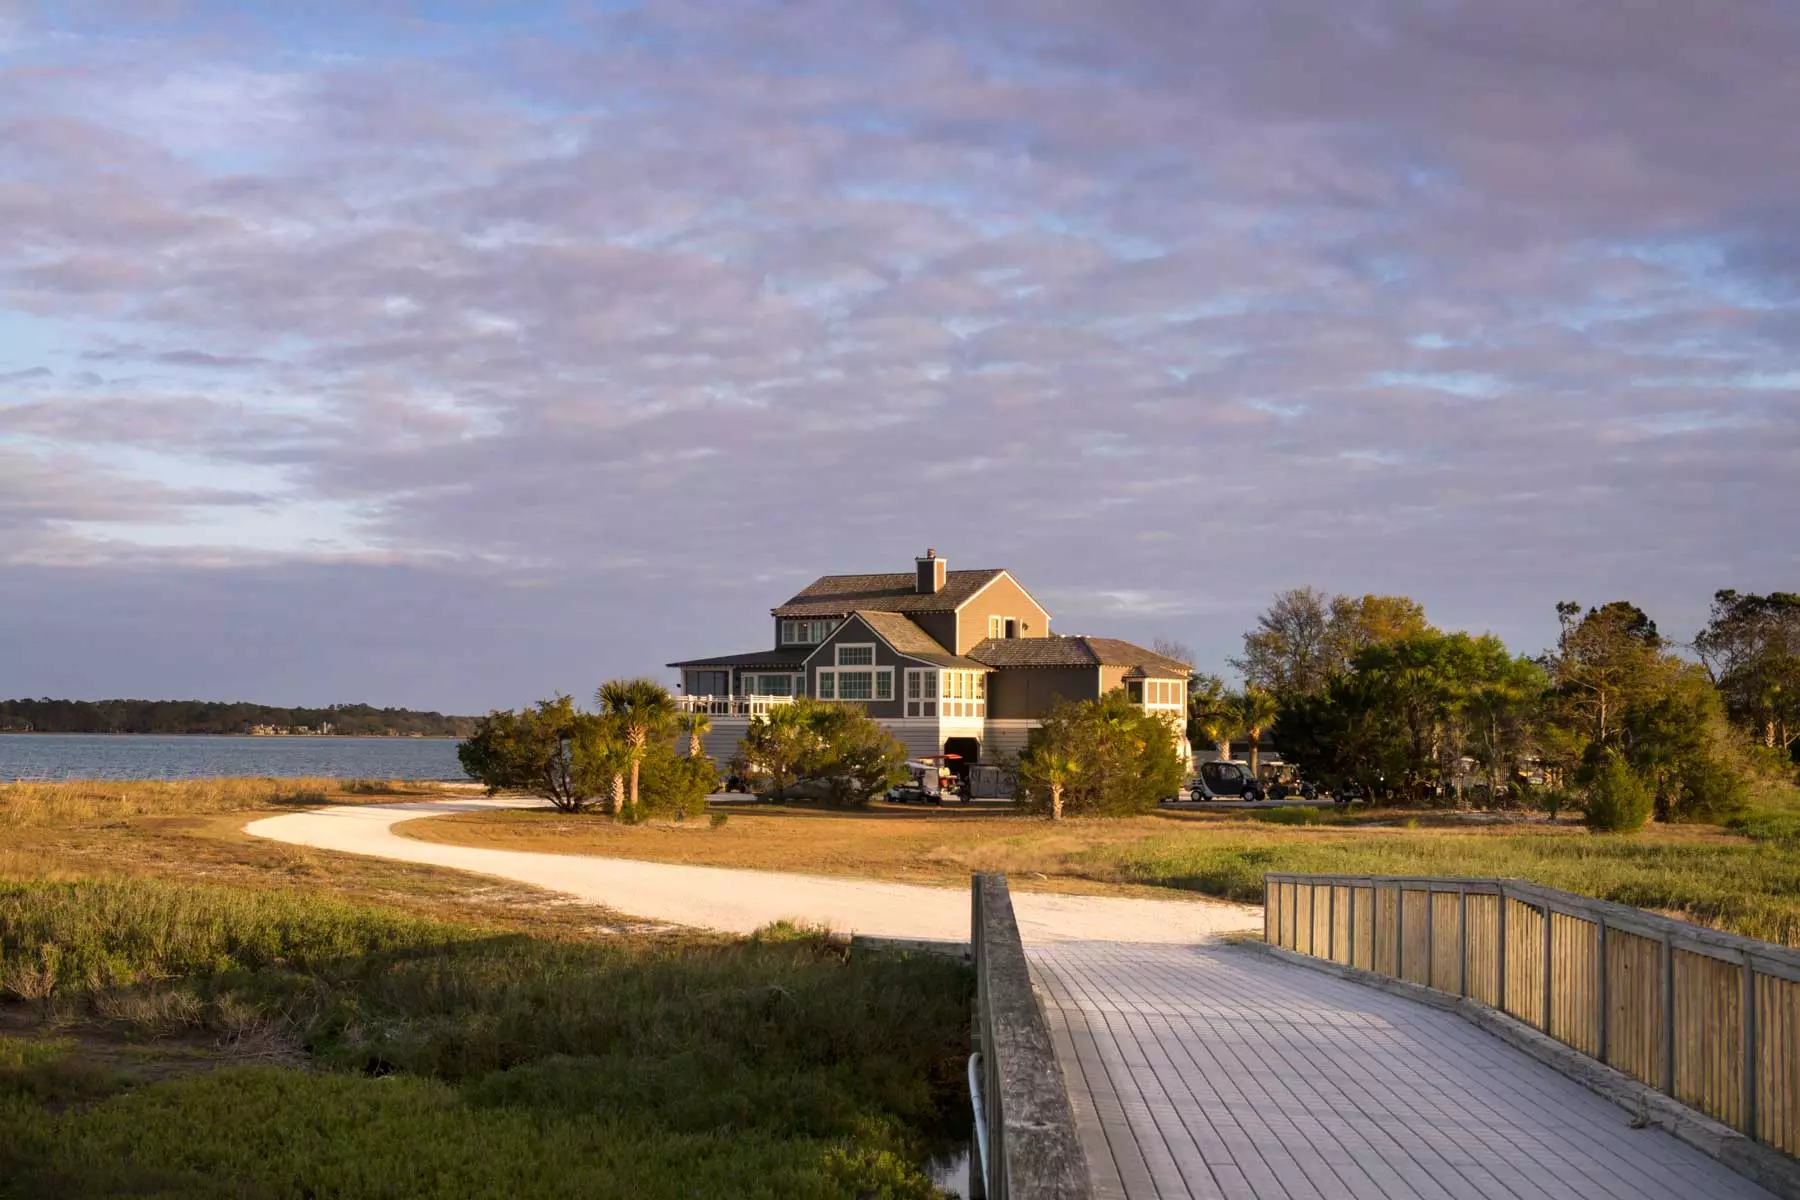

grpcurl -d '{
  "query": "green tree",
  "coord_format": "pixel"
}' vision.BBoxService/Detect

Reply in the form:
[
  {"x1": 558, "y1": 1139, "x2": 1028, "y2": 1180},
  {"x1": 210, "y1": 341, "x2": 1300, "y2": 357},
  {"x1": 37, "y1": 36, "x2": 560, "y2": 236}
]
[
  {"x1": 1582, "y1": 751, "x2": 1654, "y2": 833},
  {"x1": 1232, "y1": 687, "x2": 1279, "y2": 775},
  {"x1": 456, "y1": 696, "x2": 628, "y2": 813},
  {"x1": 1325, "y1": 594, "x2": 1434, "y2": 668},
  {"x1": 636, "y1": 739, "x2": 716, "y2": 819},
  {"x1": 736, "y1": 698, "x2": 906, "y2": 807},
  {"x1": 1186, "y1": 674, "x2": 1242, "y2": 759},
  {"x1": 1544, "y1": 600, "x2": 1667, "y2": 746},
  {"x1": 1460, "y1": 658, "x2": 1548, "y2": 804},
  {"x1": 1696, "y1": 590, "x2": 1800, "y2": 756},
  {"x1": 1232, "y1": 587, "x2": 1335, "y2": 698},
  {"x1": 596, "y1": 678, "x2": 681, "y2": 818},
  {"x1": 683, "y1": 710, "x2": 712, "y2": 758},
  {"x1": 1619, "y1": 665, "x2": 1750, "y2": 823},
  {"x1": 1019, "y1": 691, "x2": 1183, "y2": 817}
]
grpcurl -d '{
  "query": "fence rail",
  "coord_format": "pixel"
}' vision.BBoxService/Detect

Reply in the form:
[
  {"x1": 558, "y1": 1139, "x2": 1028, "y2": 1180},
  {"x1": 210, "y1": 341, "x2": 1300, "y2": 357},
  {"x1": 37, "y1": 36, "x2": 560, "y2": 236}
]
[
  {"x1": 971, "y1": 873, "x2": 1090, "y2": 1200},
  {"x1": 1266, "y1": 873, "x2": 1800, "y2": 1159},
  {"x1": 674, "y1": 694, "x2": 794, "y2": 717}
]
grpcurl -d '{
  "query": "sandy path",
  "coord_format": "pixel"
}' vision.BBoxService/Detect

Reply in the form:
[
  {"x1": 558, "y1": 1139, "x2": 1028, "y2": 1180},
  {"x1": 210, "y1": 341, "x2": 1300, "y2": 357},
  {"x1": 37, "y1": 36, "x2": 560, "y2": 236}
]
[{"x1": 245, "y1": 798, "x2": 1261, "y2": 945}]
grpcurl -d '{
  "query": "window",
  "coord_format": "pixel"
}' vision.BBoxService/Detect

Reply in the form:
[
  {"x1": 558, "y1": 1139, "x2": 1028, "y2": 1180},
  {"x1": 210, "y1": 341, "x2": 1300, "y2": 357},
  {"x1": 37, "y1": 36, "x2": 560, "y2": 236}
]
[
  {"x1": 817, "y1": 667, "x2": 893, "y2": 704},
  {"x1": 1127, "y1": 680, "x2": 1144, "y2": 704},
  {"x1": 781, "y1": 619, "x2": 842, "y2": 645},
  {"x1": 836, "y1": 644, "x2": 874, "y2": 666},
  {"x1": 989, "y1": 615, "x2": 1003, "y2": 639},
  {"x1": 937, "y1": 670, "x2": 986, "y2": 718}
]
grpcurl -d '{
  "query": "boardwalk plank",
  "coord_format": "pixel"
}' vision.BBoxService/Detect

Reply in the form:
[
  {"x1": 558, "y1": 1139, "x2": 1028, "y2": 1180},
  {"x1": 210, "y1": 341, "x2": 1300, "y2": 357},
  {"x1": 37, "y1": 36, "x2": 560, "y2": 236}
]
[{"x1": 1029, "y1": 941, "x2": 1777, "y2": 1200}]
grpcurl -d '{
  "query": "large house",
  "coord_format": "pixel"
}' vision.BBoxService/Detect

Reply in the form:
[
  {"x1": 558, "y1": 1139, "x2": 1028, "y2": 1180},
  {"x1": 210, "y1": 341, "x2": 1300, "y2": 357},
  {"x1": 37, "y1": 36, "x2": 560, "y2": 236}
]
[{"x1": 669, "y1": 550, "x2": 1192, "y2": 777}]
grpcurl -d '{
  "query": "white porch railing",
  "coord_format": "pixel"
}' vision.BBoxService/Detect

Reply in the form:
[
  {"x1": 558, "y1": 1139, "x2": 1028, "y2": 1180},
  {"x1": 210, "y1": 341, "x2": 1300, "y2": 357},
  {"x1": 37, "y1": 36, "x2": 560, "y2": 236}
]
[{"x1": 676, "y1": 694, "x2": 795, "y2": 717}]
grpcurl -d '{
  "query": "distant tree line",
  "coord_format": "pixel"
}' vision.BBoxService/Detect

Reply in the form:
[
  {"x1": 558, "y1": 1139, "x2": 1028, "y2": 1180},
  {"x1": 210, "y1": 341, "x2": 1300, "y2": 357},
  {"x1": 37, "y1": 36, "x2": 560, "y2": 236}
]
[
  {"x1": 0, "y1": 699, "x2": 479, "y2": 738},
  {"x1": 1178, "y1": 587, "x2": 1799, "y2": 832}
]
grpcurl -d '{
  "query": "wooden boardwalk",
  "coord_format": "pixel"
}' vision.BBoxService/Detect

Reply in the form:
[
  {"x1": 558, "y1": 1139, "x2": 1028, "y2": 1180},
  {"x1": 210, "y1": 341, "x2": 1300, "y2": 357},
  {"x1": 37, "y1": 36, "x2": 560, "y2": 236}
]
[{"x1": 1031, "y1": 941, "x2": 1776, "y2": 1200}]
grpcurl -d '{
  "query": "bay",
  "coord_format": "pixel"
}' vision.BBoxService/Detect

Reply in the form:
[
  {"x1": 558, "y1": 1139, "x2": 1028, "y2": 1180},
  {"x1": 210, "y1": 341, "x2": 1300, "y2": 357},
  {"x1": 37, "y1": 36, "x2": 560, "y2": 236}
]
[{"x1": 0, "y1": 733, "x2": 466, "y2": 782}]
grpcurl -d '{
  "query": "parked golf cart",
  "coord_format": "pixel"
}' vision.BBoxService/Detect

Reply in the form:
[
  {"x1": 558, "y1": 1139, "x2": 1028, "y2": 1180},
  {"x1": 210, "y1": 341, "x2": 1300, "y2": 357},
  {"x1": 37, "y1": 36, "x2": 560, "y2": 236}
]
[
  {"x1": 1188, "y1": 760, "x2": 1266, "y2": 803},
  {"x1": 1259, "y1": 762, "x2": 1318, "y2": 801}
]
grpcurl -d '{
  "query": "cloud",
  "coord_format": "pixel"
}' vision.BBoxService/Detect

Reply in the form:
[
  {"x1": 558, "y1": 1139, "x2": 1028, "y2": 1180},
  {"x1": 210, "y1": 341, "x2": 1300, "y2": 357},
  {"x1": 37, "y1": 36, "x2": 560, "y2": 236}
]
[{"x1": 0, "y1": 0, "x2": 1796, "y2": 704}]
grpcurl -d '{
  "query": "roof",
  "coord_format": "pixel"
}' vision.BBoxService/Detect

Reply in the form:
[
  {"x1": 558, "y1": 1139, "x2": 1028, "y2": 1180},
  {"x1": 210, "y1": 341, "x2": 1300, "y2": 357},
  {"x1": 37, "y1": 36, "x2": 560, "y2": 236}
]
[
  {"x1": 772, "y1": 569, "x2": 1006, "y2": 617},
  {"x1": 851, "y1": 610, "x2": 989, "y2": 669},
  {"x1": 666, "y1": 648, "x2": 811, "y2": 670},
  {"x1": 967, "y1": 635, "x2": 1193, "y2": 677}
]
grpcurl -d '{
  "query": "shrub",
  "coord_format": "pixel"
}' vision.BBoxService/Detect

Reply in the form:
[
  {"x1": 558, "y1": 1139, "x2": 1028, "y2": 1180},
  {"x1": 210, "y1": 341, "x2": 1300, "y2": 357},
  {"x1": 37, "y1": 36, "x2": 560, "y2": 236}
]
[
  {"x1": 1583, "y1": 754, "x2": 1654, "y2": 833},
  {"x1": 1018, "y1": 691, "x2": 1185, "y2": 818},
  {"x1": 457, "y1": 697, "x2": 628, "y2": 813},
  {"x1": 737, "y1": 700, "x2": 907, "y2": 807},
  {"x1": 636, "y1": 742, "x2": 713, "y2": 820}
]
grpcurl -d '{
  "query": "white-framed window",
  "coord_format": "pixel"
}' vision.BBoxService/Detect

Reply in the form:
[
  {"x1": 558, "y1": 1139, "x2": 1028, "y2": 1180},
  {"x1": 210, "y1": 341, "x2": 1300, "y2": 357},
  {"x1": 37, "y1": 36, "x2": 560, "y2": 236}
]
[
  {"x1": 905, "y1": 668, "x2": 937, "y2": 717},
  {"x1": 780, "y1": 618, "x2": 843, "y2": 646},
  {"x1": 817, "y1": 667, "x2": 894, "y2": 704},
  {"x1": 835, "y1": 643, "x2": 875, "y2": 666},
  {"x1": 1131, "y1": 679, "x2": 1186, "y2": 710},
  {"x1": 938, "y1": 670, "x2": 986, "y2": 718},
  {"x1": 987, "y1": 615, "x2": 1020, "y2": 639},
  {"x1": 749, "y1": 674, "x2": 794, "y2": 696}
]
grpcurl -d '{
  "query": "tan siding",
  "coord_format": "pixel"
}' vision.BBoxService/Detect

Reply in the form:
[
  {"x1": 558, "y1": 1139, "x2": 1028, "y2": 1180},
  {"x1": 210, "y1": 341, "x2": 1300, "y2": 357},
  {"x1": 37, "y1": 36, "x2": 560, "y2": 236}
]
[
  {"x1": 987, "y1": 666, "x2": 1101, "y2": 719},
  {"x1": 952, "y1": 573, "x2": 1052, "y2": 653},
  {"x1": 1099, "y1": 664, "x2": 1131, "y2": 696}
]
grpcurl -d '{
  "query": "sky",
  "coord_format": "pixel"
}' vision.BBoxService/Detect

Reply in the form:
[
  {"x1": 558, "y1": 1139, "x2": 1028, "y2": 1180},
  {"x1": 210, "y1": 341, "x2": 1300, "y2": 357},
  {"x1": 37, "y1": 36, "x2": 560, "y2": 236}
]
[{"x1": 1, "y1": 0, "x2": 1797, "y2": 714}]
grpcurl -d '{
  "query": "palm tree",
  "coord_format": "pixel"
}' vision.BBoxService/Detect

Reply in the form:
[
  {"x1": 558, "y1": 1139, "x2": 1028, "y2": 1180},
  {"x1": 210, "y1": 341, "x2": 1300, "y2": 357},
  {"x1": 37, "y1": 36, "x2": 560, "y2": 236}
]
[
  {"x1": 1233, "y1": 688, "x2": 1279, "y2": 775},
  {"x1": 1191, "y1": 709, "x2": 1243, "y2": 762},
  {"x1": 596, "y1": 678, "x2": 679, "y2": 816},
  {"x1": 1038, "y1": 749, "x2": 1080, "y2": 821},
  {"x1": 684, "y1": 710, "x2": 712, "y2": 759}
]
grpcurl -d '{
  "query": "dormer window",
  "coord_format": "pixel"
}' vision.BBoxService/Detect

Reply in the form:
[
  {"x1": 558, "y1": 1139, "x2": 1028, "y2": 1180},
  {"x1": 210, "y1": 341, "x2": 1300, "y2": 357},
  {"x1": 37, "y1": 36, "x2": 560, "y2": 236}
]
[
  {"x1": 780, "y1": 618, "x2": 842, "y2": 645},
  {"x1": 987, "y1": 616, "x2": 1020, "y2": 640}
]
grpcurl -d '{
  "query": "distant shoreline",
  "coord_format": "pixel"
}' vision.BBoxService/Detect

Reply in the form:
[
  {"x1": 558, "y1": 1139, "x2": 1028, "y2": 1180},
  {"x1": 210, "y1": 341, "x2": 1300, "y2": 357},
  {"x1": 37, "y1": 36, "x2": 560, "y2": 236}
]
[{"x1": 0, "y1": 731, "x2": 462, "y2": 740}]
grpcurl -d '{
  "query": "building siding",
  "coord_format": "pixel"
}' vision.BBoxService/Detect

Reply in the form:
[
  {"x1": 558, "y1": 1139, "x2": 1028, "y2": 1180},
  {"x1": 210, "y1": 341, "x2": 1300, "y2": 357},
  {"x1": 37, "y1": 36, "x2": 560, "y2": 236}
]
[
  {"x1": 806, "y1": 615, "x2": 920, "y2": 720},
  {"x1": 987, "y1": 665, "x2": 1103, "y2": 720},
  {"x1": 952, "y1": 573, "x2": 1051, "y2": 654}
]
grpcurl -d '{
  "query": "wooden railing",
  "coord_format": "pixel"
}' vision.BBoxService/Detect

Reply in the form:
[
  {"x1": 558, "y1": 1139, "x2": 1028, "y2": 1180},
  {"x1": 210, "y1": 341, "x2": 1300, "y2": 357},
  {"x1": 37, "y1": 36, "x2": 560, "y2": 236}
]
[
  {"x1": 674, "y1": 694, "x2": 794, "y2": 717},
  {"x1": 971, "y1": 873, "x2": 1090, "y2": 1200},
  {"x1": 1266, "y1": 873, "x2": 1800, "y2": 1158}
]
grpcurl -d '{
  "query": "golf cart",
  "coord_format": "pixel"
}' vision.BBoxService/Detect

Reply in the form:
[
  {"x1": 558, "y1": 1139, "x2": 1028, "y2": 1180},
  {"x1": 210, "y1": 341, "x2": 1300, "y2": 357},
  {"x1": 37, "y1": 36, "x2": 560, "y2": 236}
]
[
  {"x1": 1189, "y1": 760, "x2": 1266, "y2": 803},
  {"x1": 886, "y1": 755, "x2": 963, "y2": 805},
  {"x1": 1260, "y1": 762, "x2": 1318, "y2": 801}
]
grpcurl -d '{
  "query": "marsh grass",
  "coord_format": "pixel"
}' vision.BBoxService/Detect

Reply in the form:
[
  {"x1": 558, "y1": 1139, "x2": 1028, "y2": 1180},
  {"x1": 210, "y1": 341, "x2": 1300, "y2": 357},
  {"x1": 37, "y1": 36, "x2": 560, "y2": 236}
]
[
  {"x1": 0, "y1": 877, "x2": 970, "y2": 1198},
  {"x1": 0, "y1": 777, "x2": 459, "y2": 827}
]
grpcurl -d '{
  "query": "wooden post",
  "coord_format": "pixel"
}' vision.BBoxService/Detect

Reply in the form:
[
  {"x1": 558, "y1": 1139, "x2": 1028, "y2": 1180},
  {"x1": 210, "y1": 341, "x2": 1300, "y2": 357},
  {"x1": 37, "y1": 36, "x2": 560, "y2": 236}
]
[
  {"x1": 1348, "y1": 885, "x2": 1357, "y2": 968},
  {"x1": 1395, "y1": 885, "x2": 1405, "y2": 981},
  {"x1": 1743, "y1": 954, "x2": 1757, "y2": 1137},
  {"x1": 1426, "y1": 887, "x2": 1437, "y2": 989},
  {"x1": 1458, "y1": 886, "x2": 1468, "y2": 998},
  {"x1": 1498, "y1": 886, "x2": 1508, "y2": 1015},
  {"x1": 1596, "y1": 916, "x2": 1609, "y2": 1065},
  {"x1": 1661, "y1": 930, "x2": 1676, "y2": 1096},
  {"x1": 1327, "y1": 884, "x2": 1337, "y2": 963},
  {"x1": 1542, "y1": 904, "x2": 1554, "y2": 1035}
]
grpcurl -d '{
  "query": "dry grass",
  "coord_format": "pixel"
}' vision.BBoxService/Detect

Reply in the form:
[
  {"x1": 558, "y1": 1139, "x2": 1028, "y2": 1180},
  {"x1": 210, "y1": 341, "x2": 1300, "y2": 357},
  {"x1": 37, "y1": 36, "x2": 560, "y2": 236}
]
[{"x1": 0, "y1": 777, "x2": 462, "y2": 827}]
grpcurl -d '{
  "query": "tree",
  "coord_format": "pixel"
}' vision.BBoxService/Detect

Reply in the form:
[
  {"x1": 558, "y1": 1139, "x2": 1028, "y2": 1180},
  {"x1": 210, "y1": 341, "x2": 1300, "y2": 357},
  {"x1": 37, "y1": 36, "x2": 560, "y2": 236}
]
[
  {"x1": 1583, "y1": 751, "x2": 1654, "y2": 833},
  {"x1": 1186, "y1": 674, "x2": 1241, "y2": 759},
  {"x1": 1019, "y1": 691, "x2": 1184, "y2": 817},
  {"x1": 636, "y1": 739, "x2": 716, "y2": 819},
  {"x1": 1232, "y1": 688, "x2": 1278, "y2": 774},
  {"x1": 596, "y1": 678, "x2": 680, "y2": 817},
  {"x1": 456, "y1": 696, "x2": 628, "y2": 813},
  {"x1": 1460, "y1": 658, "x2": 1547, "y2": 804},
  {"x1": 1325, "y1": 594, "x2": 1433, "y2": 668},
  {"x1": 683, "y1": 710, "x2": 712, "y2": 759},
  {"x1": 1543, "y1": 601, "x2": 1666, "y2": 746},
  {"x1": 1150, "y1": 638, "x2": 1197, "y2": 667},
  {"x1": 736, "y1": 698, "x2": 907, "y2": 807},
  {"x1": 1618, "y1": 665, "x2": 1750, "y2": 823},
  {"x1": 1696, "y1": 590, "x2": 1800, "y2": 755},
  {"x1": 1232, "y1": 588, "x2": 1334, "y2": 698}
]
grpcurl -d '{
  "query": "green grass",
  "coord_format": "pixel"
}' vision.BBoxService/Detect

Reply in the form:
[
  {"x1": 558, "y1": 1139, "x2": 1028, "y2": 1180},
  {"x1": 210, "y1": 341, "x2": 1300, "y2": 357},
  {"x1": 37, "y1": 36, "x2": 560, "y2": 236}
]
[
  {"x1": 1080, "y1": 818, "x2": 1800, "y2": 945},
  {"x1": 0, "y1": 879, "x2": 971, "y2": 1198}
]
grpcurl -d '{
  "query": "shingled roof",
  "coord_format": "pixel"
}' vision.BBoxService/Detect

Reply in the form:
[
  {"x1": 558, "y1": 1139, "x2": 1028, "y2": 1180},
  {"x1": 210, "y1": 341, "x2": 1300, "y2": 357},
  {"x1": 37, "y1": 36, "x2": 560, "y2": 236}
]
[
  {"x1": 851, "y1": 610, "x2": 987, "y2": 669},
  {"x1": 665, "y1": 648, "x2": 811, "y2": 670},
  {"x1": 772, "y1": 569, "x2": 1005, "y2": 617},
  {"x1": 967, "y1": 635, "x2": 1193, "y2": 677}
]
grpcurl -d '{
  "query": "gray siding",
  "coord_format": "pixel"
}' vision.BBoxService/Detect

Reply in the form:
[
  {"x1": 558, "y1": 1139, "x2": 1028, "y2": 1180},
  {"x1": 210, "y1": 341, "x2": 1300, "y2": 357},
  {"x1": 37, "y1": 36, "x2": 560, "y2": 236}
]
[
  {"x1": 807, "y1": 615, "x2": 918, "y2": 720},
  {"x1": 987, "y1": 665, "x2": 1102, "y2": 720}
]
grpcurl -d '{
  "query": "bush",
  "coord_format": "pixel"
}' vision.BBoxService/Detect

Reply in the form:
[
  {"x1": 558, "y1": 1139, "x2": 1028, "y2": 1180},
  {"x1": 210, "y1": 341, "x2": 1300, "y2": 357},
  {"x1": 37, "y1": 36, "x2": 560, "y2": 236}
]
[
  {"x1": 636, "y1": 743, "x2": 713, "y2": 820},
  {"x1": 737, "y1": 700, "x2": 907, "y2": 807},
  {"x1": 1018, "y1": 691, "x2": 1185, "y2": 818},
  {"x1": 1583, "y1": 755, "x2": 1654, "y2": 833}
]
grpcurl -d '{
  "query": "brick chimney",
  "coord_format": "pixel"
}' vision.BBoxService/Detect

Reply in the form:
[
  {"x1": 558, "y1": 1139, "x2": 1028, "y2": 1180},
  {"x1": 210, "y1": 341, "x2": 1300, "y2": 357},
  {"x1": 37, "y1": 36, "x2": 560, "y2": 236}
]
[{"x1": 915, "y1": 548, "x2": 946, "y2": 594}]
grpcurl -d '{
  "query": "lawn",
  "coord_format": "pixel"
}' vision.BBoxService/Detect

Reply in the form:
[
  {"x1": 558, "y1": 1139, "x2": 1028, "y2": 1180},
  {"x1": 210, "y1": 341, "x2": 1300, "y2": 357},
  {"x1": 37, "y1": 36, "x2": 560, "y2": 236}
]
[
  {"x1": 403, "y1": 796, "x2": 1800, "y2": 947},
  {"x1": 0, "y1": 781, "x2": 973, "y2": 1199}
]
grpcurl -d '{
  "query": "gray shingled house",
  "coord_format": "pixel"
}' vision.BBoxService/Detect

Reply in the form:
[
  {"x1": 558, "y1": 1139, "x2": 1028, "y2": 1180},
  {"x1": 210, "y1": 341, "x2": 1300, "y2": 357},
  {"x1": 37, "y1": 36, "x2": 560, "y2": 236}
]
[{"x1": 669, "y1": 550, "x2": 1191, "y2": 776}]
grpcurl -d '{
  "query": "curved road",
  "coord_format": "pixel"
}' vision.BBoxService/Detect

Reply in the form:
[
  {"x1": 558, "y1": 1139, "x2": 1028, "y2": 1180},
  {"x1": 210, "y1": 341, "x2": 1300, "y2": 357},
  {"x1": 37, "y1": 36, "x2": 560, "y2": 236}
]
[{"x1": 245, "y1": 798, "x2": 1262, "y2": 944}]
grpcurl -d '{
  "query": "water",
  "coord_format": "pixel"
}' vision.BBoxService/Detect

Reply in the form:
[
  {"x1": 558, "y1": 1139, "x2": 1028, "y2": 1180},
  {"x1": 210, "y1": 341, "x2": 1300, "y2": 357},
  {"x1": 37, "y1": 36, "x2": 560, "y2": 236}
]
[{"x1": 0, "y1": 733, "x2": 466, "y2": 782}]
